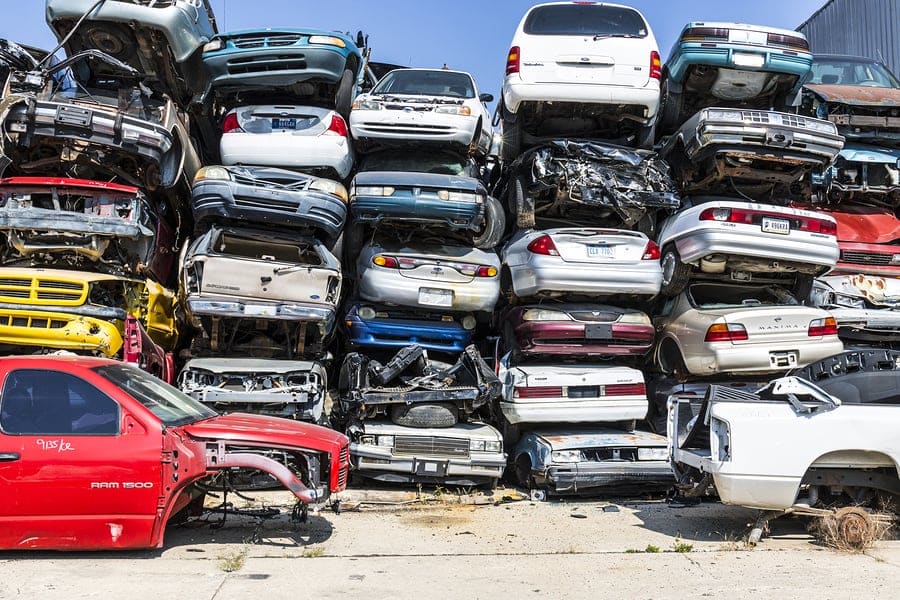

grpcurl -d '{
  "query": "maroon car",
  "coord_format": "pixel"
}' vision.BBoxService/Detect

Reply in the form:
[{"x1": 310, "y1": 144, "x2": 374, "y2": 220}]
[{"x1": 502, "y1": 304, "x2": 655, "y2": 360}]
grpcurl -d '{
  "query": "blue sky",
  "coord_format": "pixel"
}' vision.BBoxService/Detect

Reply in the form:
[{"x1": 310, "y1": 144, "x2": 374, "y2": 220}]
[{"x1": 9, "y1": 0, "x2": 826, "y2": 103}]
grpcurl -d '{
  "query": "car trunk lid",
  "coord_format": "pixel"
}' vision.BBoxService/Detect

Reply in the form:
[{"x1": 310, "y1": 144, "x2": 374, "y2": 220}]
[
  {"x1": 548, "y1": 229, "x2": 646, "y2": 265},
  {"x1": 235, "y1": 105, "x2": 332, "y2": 136}
]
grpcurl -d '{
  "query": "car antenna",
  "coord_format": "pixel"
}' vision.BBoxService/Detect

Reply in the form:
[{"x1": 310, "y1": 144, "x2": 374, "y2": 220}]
[{"x1": 38, "y1": 0, "x2": 107, "y2": 69}]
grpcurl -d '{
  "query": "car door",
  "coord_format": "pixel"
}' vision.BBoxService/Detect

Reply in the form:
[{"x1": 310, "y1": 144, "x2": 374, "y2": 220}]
[{"x1": 0, "y1": 368, "x2": 163, "y2": 549}]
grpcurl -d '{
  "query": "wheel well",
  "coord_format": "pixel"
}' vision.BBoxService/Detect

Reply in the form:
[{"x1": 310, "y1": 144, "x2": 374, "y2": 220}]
[{"x1": 658, "y1": 337, "x2": 682, "y2": 374}]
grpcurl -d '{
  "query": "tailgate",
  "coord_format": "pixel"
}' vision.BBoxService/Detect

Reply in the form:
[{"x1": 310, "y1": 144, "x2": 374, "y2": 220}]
[{"x1": 551, "y1": 229, "x2": 646, "y2": 265}]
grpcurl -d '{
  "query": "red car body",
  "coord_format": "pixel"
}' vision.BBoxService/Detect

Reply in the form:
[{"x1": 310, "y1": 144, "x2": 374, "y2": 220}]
[
  {"x1": 0, "y1": 356, "x2": 349, "y2": 551},
  {"x1": 504, "y1": 305, "x2": 654, "y2": 358},
  {"x1": 794, "y1": 203, "x2": 900, "y2": 276}
]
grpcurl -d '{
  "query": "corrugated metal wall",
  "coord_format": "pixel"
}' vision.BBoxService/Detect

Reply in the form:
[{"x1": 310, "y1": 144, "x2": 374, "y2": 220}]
[{"x1": 798, "y1": 0, "x2": 900, "y2": 75}]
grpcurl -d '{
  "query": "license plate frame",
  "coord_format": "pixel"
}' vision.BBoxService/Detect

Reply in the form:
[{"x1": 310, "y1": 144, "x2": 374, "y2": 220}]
[
  {"x1": 761, "y1": 217, "x2": 790, "y2": 235},
  {"x1": 584, "y1": 323, "x2": 613, "y2": 340},
  {"x1": 271, "y1": 117, "x2": 297, "y2": 130},
  {"x1": 244, "y1": 304, "x2": 277, "y2": 317},
  {"x1": 769, "y1": 350, "x2": 799, "y2": 369},
  {"x1": 587, "y1": 244, "x2": 614, "y2": 258},
  {"x1": 418, "y1": 288, "x2": 453, "y2": 307},
  {"x1": 414, "y1": 459, "x2": 449, "y2": 477},
  {"x1": 732, "y1": 52, "x2": 765, "y2": 68}
]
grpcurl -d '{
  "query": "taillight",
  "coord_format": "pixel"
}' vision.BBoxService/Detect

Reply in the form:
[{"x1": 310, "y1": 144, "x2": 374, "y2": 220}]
[
  {"x1": 650, "y1": 51, "x2": 661, "y2": 80},
  {"x1": 642, "y1": 240, "x2": 660, "y2": 260},
  {"x1": 526, "y1": 235, "x2": 559, "y2": 256},
  {"x1": 699, "y1": 207, "x2": 734, "y2": 222},
  {"x1": 808, "y1": 317, "x2": 838, "y2": 337},
  {"x1": 604, "y1": 383, "x2": 646, "y2": 396},
  {"x1": 698, "y1": 207, "x2": 836, "y2": 236},
  {"x1": 324, "y1": 114, "x2": 348, "y2": 137},
  {"x1": 767, "y1": 33, "x2": 809, "y2": 51},
  {"x1": 222, "y1": 113, "x2": 241, "y2": 134},
  {"x1": 680, "y1": 27, "x2": 730, "y2": 42},
  {"x1": 804, "y1": 218, "x2": 837, "y2": 236},
  {"x1": 476, "y1": 265, "x2": 498, "y2": 277},
  {"x1": 514, "y1": 386, "x2": 562, "y2": 399},
  {"x1": 372, "y1": 255, "x2": 399, "y2": 268},
  {"x1": 704, "y1": 323, "x2": 749, "y2": 342},
  {"x1": 506, "y1": 46, "x2": 520, "y2": 75}
]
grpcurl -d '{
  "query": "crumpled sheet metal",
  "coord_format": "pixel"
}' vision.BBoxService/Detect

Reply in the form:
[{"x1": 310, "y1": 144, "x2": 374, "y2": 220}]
[{"x1": 517, "y1": 139, "x2": 681, "y2": 212}]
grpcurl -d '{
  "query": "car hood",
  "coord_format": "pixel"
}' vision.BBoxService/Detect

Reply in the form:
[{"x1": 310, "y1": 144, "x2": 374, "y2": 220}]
[
  {"x1": 817, "y1": 274, "x2": 900, "y2": 307},
  {"x1": 532, "y1": 428, "x2": 666, "y2": 451},
  {"x1": 182, "y1": 413, "x2": 346, "y2": 453},
  {"x1": 353, "y1": 171, "x2": 484, "y2": 193},
  {"x1": 805, "y1": 84, "x2": 900, "y2": 107},
  {"x1": 827, "y1": 206, "x2": 900, "y2": 244}
]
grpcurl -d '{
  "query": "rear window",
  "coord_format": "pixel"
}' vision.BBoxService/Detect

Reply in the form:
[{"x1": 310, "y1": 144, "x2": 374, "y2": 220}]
[
  {"x1": 373, "y1": 70, "x2": 475, "y2": 99},
  {"x1": 524, "y1": 4, "x2": 648, "y2": 37},
  {"x1": 688, "y1": 284, "x2": 798, "y2": 309}
]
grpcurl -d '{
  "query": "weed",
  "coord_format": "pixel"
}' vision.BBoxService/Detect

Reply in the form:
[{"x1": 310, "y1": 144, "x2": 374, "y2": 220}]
[
  {"x1": 645, "y1": 544, "x2": 660, "y2": 553},
  {"x1": 673, "y1": 540, "x2": 693, "y2": 553},
  {"x1": 302, "y1": 547, "x2": 325, "y2": 558},
  {"x1": 625, "y1": 548, "x2": 640, "y2": 554},
  {"x1": 217, "y1": 547, "x2": 248, "y2": 572}
]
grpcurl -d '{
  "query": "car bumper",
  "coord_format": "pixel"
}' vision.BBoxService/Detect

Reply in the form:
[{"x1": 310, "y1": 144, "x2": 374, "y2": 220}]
[
  {"x1": 534, "y1": 460, "x2": 673, "y2": 494},
  {"x1": 358, "y1": 270, "x2": 499, "y2": 313},
  {"x1": 350, "y1": 196, "x2": 483, "y2": 231},
  {"x1": 667, "y1": 46, "x2": 812, "y2": 81},
  {"x1": 191, "y1": 178, "x2": 346, "y2": 238},
  {"x1": 712, "y1": 472, "x2": 802, "y2": 510},
  {"x1": 351, "y1": 446, "x2": 505, "y2": 484},
  {"x1": 673, "y1": 228, "x2": 838, "y2": 271},
  {"x1": 350, "y1": 111, "x2": 477, "y2": 147},
  {"x1": 204, "y1": 44, "x2": 351, "y2": 89},
  {"x1": 509, "y1": 257, "x2": 662, "y2": 298},
  {"x1": 186, "y1": 296, "x2": 335, "y2": 326},
  {"x1": 220, "y1": 133, "x2": 354, "y2": 178},
  {"x1": 345, "y1": 311, "x2": 473, "y2": 353},
  {"x1": 685, "y1": 338, "x2": 845, "y2": 375},
  {"x1": 501, "y1": 399, "x2": 647, "y2": 425},
  {"x1": 514, "y1": 321, "x2": 654, "y2": 357},
  {"x1": 0, "y1": 307, "x2": 122, "y2": 356},
  {"x1": 502, "y1": 80, "x2": 659, "y2": 118}
]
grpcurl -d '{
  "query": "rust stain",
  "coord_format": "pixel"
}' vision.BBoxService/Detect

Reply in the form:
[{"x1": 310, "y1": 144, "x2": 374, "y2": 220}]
[{"x1": 806, "y1": 84, "x2": 900, "y2": 106}]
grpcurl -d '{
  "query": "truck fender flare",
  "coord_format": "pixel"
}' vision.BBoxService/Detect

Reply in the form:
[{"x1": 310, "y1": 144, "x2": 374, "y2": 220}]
[{"x1": 207, "y1": 448, "x2": 317, "y2": 504}]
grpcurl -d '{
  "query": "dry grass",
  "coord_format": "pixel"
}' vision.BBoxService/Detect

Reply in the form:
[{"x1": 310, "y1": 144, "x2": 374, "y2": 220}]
[{"x1": 812, "y1": 507, "x2": 894, "y2": 552}]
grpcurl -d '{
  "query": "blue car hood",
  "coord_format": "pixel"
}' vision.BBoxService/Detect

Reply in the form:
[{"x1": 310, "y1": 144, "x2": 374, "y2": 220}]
[
  {"x1": 353, "y1": 171, "x2": 485, "y2": 194},
  {"x1": 837, "y1": 143, "x2": 900, "y2": 164}
]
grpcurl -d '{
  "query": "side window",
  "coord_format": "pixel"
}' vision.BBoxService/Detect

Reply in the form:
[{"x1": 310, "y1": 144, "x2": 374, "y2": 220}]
[{"x1": 0, "y1": 369, "x2": 120, "y2": 436}]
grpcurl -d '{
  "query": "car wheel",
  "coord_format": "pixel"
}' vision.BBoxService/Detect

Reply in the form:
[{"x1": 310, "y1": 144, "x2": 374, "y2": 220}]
[
  {"x1": 334, "y1": 69, "x2": 355, "y2": 119},
  {"x1": 514, "y1": 454, "x2": 537, "y2": 492},
  {"x1": 500, "y1": 415, "x2": 521, "y2": 448},
  {"x1": 659, "y1": 78, "x2": 683, "y2": 136},
  {"x1": 636, "y1": 120, "x2": 657, "y2": 150},
  {"x1": 473, "y1": 196, "x2": 506, "y2": 250},
  {"x1": 660, "y1": 244, "x2": 691, "y2": 296},
  {"x1": 509, "y1": 174, "x2": 535, "y2": 230},
  {"x1": 390, "y1": 403, "x2": 458, "y2": 428},
  {"x1": 501, "y1": 114, "x2": 522, "y2": 164}
]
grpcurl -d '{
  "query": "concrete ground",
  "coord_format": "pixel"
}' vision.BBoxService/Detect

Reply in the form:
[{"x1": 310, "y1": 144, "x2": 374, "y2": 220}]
[{"x1": 0, "y1": 487, "x2": 897, "y2": 599}]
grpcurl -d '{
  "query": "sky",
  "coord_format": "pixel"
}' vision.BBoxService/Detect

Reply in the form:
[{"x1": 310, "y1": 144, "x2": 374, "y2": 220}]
[{"x1": 7, "y1": 0, "x2": 827, "y2": 106}]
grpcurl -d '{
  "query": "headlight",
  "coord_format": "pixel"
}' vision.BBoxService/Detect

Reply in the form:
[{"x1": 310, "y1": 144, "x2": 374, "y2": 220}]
[
  {"x1": 521, "y1": 309, "x2": 571, "y2": 322},
  {"x1": 470, "y1": 439, "x2": 486, "y2": 451},
  {"x1": 359, "y1": 435, "x2": 376, "y2": 445},
  {"x1": 376, "y1": 435, "x2": 394, "y2": 448},
  {"x1": 637, "y1": 448, "x2": 668, "y2": 461},
  {"x1": 308, "y1": 35, "x2": 346, "y2": 48},
  {"x1": 803, "y1": 117, "x2": 838, "y2": 135},
  {"x1": 550, "y1": 450, "x2": 582, "y2": 463},
  {"x1": 706, "y1": 109, "x2": 744, "y2": 122},
  {"x1": 484, "y1": 440, "x2": 502, "y2": 453},
  {"x1": 309, "y1": 178, "x2": 349, "y2": 202},
  {"x1": 435, "y1": 105, "x2": 472, "y2": 116},
  {"x1": 892, "y1": 254, "x2": 900, "y2": 264},
  {"x1": 352, "y1": 99, "x2": 383, "y2": 111},
  {"x1": 194, "y1": 166, "x2": 232, "y2": 183},
  {"x1": 357, "y1": 306, "x2": 377, "y2": 320},
  {"x1": 354, "y1": 185, "x2": 394, "y2": 197},
  {"x1": 202, "y1": 39, "x2": 225, "y2": 53},
  {"x1": 461, "y1": 315, "x2": 477, "y2": 330},
  {"x1": 436, "y1": 190, "x2": 482, "y2": 203},
  {"x1": 617, "y1": 312, "x2": 651, "y2": 325}
]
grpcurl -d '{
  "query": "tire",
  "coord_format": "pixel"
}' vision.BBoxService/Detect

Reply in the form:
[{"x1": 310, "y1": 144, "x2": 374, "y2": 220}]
[
  {"x1": 390, "y1": 402, "x2": 458, "y2": 428},
  {"x1": 509, "y1": 174, "x2": 535, "y2": 230},
  {"x1": 514, "y1": 454, "x2": 533, "y2": 488},
  {"x1": 334, "y1": 69, "x2": 354, "y2": 120},
  {"x1": 501, "y1": 115, "x2": 522, "y2": 164},
  {"x1": 636, "y1": 120, "x2": 657, "y2": 150},
  {"x1": 659, "y1": 78, "x2": 683, "y2": 136},
  {"x1": 473, "y1": 196, "x2": 505, "y2": 250},
  {"x1": 660, "y1": 244, "x2": 691, "y2": 296},
  {"x1": 499, "y1": 415, "x2": 521, "y2": 448}
]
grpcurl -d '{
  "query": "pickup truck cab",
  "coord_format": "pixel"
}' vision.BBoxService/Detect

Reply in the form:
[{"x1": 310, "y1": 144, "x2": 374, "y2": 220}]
[{"x1": 0, "y1": 356, "x2": 349, "y2": 550}]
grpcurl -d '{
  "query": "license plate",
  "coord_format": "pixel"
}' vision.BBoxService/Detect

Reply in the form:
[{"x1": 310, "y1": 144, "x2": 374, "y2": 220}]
[
  {"x1": 584, "y1": 323, "x2": 613, "y2": 340},
  {"x1": 761, "y1": 217, "x2": 790, "y2": 235},
  {"x1": 418, "y1": 288, "x2": 453, "y2": 307},
  {"x1": 414, "y1": 459, "x2": 448, "y2": 477},
  {"x1": 769, "y1": 351, "x2": 798, "y2": 368},
  {"x1": 587, "y1": 244, "x2": 614, "y2": 258},
  {"x1": 271, "y1": 118, "x2": 296, "y2": 129},
  {"x1": 244, "y1": 304, "x2": 277, "y2": 316},
  {"x1": 733, "y1": 52, "x2": 765, "y2": 68}
]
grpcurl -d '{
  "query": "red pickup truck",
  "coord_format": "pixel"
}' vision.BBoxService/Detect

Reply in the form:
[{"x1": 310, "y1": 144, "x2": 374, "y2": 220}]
[{"x1": 0, "y1": 356, "x2": 350, "y2": 550}]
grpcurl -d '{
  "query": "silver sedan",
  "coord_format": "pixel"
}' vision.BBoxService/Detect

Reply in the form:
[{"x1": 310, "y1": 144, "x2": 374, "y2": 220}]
[
  {"x1": 357, "y1": 240, "x2": 501, "y2": 313},
  {"x1": 502, "y1": 228, "x2": 662, "y2": 299}
]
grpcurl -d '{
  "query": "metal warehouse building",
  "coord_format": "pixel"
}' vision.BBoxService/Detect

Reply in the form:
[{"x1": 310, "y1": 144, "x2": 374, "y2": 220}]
[{"x1": 797, "y1": 0, "x2": 900, "y2": 74}]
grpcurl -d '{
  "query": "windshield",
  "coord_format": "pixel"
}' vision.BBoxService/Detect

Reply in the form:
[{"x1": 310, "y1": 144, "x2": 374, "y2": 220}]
[
  {"x1": 373, "y1": 70, "x2": 475, "y2": 99},
  {"x1": 94, "y1": 364, "x2": 217, "y2": 426},
  {"x1": 807, "y1": 58, "x2": 900, "y2": 88},
  {"x1": 688, "y1": 284, "x2": 798, "y2": 309},
  {"x1": 358, "y1": 151, "x2": 478, "y2": 177},
  {"x1": 524, "y1": 5, "x2": 648, "y2": 37}
]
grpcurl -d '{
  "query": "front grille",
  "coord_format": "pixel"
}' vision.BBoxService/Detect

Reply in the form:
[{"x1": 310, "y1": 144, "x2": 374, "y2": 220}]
[
  {"x1": 0, "y1": 313, "x2": 69, "y2": 329},
  {"x1": 340, "y1": 444, "x2": 350, "y2": 463},
  {"x1": 780, "y1": 114, "x2": 807, "y2": 128},
  {"x1": 743, "y1": 111, "x2": 770, "y2": 124},
  {"x1": 568, "y1": 311, "x2": 620, "y2": 322},
  {"x1": 337, "y1": 466, "x2": 347, "y2": 488},
  {"x1": 226, "y1": 57, "x2": 307, "y2": 75},
  {"x1": 233, "y1": 195, "x2": 298, "y2": 212},
  {"x1": 0, "y1": 277, "x2": 87, "y2": 305},
  {"x1": 385, "y1": 105, "x2": 433, "y2": 112},
  {"x1": 841, "y1": 250, "x2": 893, "y2": 266},
  {"x1": 393, "y1": 436, "x2": 469, "y2": 458},
  {"x1": 538, "y1": 338, "x2": 646, "y2": 346},
  {"x1": 231, "y1": 34, "x2": 303, "y2": 49},
  {"x1": 582, "y1": 447, "x2": 639, "y2": 462}
]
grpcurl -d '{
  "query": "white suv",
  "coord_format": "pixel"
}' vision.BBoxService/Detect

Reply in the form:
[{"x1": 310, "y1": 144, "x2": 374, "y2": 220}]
[{"x1": 500, "y1": 2, "x2": 661, "y2": 158}]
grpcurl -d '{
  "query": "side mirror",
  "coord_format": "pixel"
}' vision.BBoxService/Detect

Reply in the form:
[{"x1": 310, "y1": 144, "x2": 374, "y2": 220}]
[{"x1": 479, "y1": 93, "x2": 494, "y2": 103}]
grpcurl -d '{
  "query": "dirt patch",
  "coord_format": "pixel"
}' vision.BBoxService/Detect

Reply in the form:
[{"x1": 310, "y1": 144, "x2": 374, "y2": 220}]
[{"x1": 402, "y1": 508, "x2": 476, "y2": 528}]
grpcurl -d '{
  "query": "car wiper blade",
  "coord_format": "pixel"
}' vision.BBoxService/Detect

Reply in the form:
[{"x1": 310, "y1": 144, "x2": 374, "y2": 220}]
[{"x1": 593, "y1": 33, "x2": 637, "y2": 40}]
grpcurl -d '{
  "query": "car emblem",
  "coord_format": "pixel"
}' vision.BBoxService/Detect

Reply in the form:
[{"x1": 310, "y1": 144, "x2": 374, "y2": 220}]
[
  {"x1": 403, "y1": 106, "x2": 414, "y2": 113},
  {"x1": 413, "y1": 187, "x2": 421, "y2": 196},
  {"x1": 774, "y1": 317, "x2": 782, "y2": 322},
  {"x1": 580, "y1": 57, "x2": 590, "y2": 62}
]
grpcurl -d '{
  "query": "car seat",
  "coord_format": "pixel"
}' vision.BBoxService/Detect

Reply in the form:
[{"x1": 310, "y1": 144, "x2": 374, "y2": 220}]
[{"x1": 821, "y1": 74, "x2": 840, "y2": 85}]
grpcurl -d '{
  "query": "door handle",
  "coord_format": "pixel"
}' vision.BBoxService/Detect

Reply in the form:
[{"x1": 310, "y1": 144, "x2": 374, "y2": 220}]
[{"x1": 0, "y1": 452, "x2": 20, "y2": 462}]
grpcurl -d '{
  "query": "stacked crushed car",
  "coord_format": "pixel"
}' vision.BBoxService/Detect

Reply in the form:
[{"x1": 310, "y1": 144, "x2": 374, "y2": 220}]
[{"x1": 2, "y1": 1, "x2": 900, "y2": 515}]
